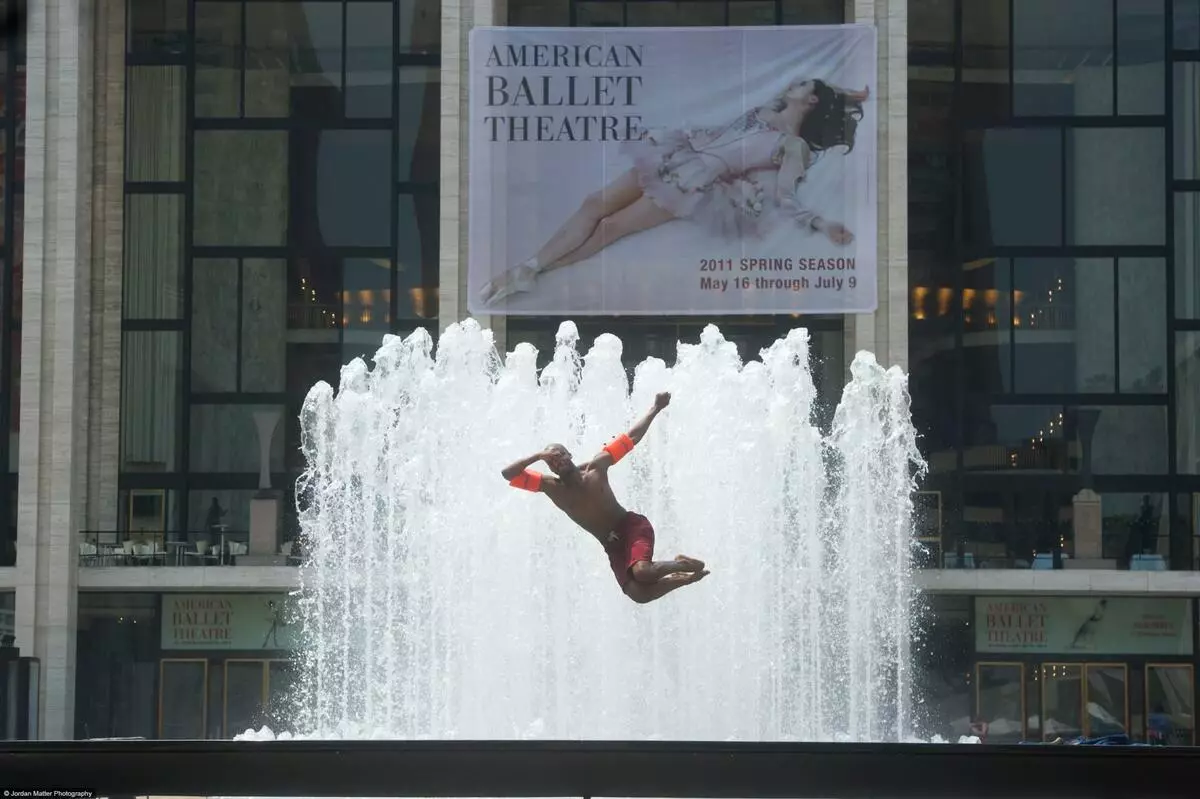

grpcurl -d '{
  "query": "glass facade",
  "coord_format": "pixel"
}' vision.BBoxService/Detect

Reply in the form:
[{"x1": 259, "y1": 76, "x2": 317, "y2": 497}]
[
  {"x1": 909, "y1": 0, "x2": 1200, "y2": 570},
  {"x1": 120, "y1": 0, "x2": 440, "y2": 552},
  {"x1": 0, "y1": 1, "x2": 24, "y2": 567},
  {"x1": 74, "y1": 592, "x2": 295, "y2": 739}
]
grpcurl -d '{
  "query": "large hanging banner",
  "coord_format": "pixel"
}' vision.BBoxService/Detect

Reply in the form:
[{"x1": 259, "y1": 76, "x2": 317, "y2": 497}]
[{"x1": 467, "y1": 25, "x2": 878, "y2": 316}]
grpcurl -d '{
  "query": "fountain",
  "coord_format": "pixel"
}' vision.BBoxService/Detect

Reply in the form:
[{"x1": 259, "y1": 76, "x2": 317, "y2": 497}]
[{"x1": 260, "y1": 319, "x2": 925, "y2": 742}]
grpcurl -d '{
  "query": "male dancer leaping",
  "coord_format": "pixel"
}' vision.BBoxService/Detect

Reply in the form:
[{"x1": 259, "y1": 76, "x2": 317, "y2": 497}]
[{"x1": 500, "y1": 392, "x2": 709, "y2": 604}]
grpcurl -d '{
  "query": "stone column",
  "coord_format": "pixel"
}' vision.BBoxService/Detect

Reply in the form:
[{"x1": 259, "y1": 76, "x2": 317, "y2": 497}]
[
  {"x1": 845, "y1": 0, "x2": 908, "y2": 374},
  {"x1": 15, "y1": 0, "x2": 95, "y2": 739},
  {"x1": 441, "y1": 0, "x2": 508, "y2": 350}
]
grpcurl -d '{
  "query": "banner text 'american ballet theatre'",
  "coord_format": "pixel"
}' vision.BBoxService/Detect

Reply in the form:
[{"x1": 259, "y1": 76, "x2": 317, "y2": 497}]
[
  {"x1": 481, "y1": 43, "x2": 647, "y2": 143},
  {"x1": 468, "y1": 26, "x2": 878, "y2": 317}
]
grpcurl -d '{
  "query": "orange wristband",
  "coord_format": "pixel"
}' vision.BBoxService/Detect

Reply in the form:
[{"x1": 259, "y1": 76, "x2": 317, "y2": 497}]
[
  {"x1": 509, "y1": 469, "x2": 542, "y2": 492},
  {"x1": 603, "y1": 433, "x2": 635, "y2": 463}
]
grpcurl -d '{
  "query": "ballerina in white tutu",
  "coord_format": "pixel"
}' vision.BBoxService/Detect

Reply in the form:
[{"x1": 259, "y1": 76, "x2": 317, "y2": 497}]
[{"x1": 479, "y1": 78, "x2": 868, "y2": 306}]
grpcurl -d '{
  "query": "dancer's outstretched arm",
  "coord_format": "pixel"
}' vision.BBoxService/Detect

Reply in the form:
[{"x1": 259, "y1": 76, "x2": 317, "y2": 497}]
[
  {"x1": 587, "y1": 393, "x2": 671, "y2": 470},
  {"x1": 777, "y1": 137, "x2": 854, "y2": 246}
]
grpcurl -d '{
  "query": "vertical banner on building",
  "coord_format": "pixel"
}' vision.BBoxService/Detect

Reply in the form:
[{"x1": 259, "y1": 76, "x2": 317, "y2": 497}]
[{"x1": 467, "y1": 25, "x2": 878, "y2": 316}]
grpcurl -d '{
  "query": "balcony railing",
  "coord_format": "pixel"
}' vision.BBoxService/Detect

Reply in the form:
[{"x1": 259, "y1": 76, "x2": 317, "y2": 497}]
[
  {"x1": 0, "y1": 739, "x2": 1195, "y2": 798},
  {"x1": 76, "y1": 529, "x2": 298, "y2": 567}
]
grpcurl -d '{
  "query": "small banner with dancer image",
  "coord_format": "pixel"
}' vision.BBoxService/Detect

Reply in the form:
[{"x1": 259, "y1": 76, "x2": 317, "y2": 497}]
[{"x1": 468, "y1": 24, "x2": 878, "y2": 316}]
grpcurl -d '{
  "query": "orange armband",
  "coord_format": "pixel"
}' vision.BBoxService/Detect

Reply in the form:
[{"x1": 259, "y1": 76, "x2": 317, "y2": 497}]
[
  {"x1": 509, "y1": 469, "x2": 542, "y2": 492},
  {"x1": 603, "y1": 433, "x2": 635, "y2": 463}
]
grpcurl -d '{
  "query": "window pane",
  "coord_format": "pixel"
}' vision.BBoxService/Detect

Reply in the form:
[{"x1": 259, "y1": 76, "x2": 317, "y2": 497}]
[
  {"x1": 1102, "y1": 492, "x2": 1168, "y2": 563},
  {"x1": 574, "y1": 2, "x2": 621, "y2": 26},
  {"x1": 1117, "y1": 0, "x2": 1165, "y2": 115},
  {"x1": 188, "y1": 489, "x2": 262, "y2": 538},
  {"x1": 911, "y1": 0, "x2": 955, "y2": 52},
  {"x1": 124, "y1": 195, "x2": 184, "y2": 319},
  {"x1": 397, "y1": 66, "x2": 439, "y2": 184},
  {"x1": 400, "y1": 0, "x2": 440, "y2": 55},
  {"x1": 195, "y1": 2, "x2": 241, "y2": 118},
  {"x1": 1014, "y1": 0, "x2": 1113, "y2": 116},
  {"x1": 1014, "y1": 258, "x2": 1113, "y2": 393},
  {"x1": 159, "y1": 660, "x2": 206, "y2": 739},
  {"x1": 317, "y1": 131, "x2": 391, "y2": 247},
  {"x1": 127, "y1": 67, "x2": 185, "y2": 181},
  {"x1": 963, "y1": 257, "x2": 1012, "y2": 394},
  {"x1": 1147, "y1": 665, "x2": 1195, "y2": 745},
  {"x1": 977, "y1": 664, "x2": 1024, "y2": 743},
  {"x1": 121, "y1": 332, "x2": 182, "y2": 472},
  {"x1": 75, "y1": 595, "x2": 158, "y2": 738},
  {"x1": 190, "y1": 405, "x2": 286, "y2": 473},
  {"x1": 246, "y1": 2, "x2": 343, "y2": 118},
  {"x1": 1068, "y1": 128, "x2": 1165, "y2": 246},
  {"x1": 1173, "y1": 493, "x2": 1200, "y2": 571},
  {"x1": 780, "y1": 0, "x2": 843, "y2": 24},
  {"x1": 266, "y1": 661, "x2": 296, "y2": 731},
  {"x1": 1179, "y1": 331, "x2": 1200, "y2": 474},
  {"x1": 242, "y1": 259, "x2": 287, "y2": 392},
  {"x1": 191, "y1": 258, "x2": 238, "y2": 393},
  {"x1": 195, "y1": 131, "x2": 288, "y2": 246},
  {"x1": 1086, "y1": 665, "x2": 1128, "y2": 736},
  {"x1": 288, "y1": 257, "x2": 339, "y2": 330},
  {"x1": 626, "y1": 3, "x2": 724, "y2": 26},
  {"x1": 963, "y1": 404, "x2": 1066, "y2": 472},
  {"x1": 1179, "y1": 193, "x2": 1200, "y2": 318},
  {"x1": 397, "y1": 194, "x2": 439, "y2": 319},
  {"x1": 508, "y1": 0, "x2": 569, "y2": 25},
  {"x1": 127, "y1": 0, "x2": 187, "y2": 57},
  {"x1": 342, "y1": 258, "x2": 392, "y2": 332},
  {"x1": 347, "y1": 3, "x2": 394, "y2": 118},
  {"x1": 1176, "y1": 0, "x2": 1200, "y2": 48},
  {"x1": 1117, "y1": 258, "x2": 1166, "y2": 392},
  {"x1": 962, "y1": 0, "x2": 1010, "y2": 122},
  {"x1": 1042, "y1": 664, "x2": 1084, "y2": 740},
  {"x1": 224, "y1": 661, "x2": 265, "y2": 738},
  {"x1": 1175, "y1": 63, "x2": 1200, "y2": 180},
  {"x1": 729, "y1": 3, "x2": 778, "y2": 25},
  {"x1": 1088, "y1": 404, "x2": 1168, "y2": 474},
  {"x1": 965, "y1": 129, "x2": 1062, "y2": 248}
]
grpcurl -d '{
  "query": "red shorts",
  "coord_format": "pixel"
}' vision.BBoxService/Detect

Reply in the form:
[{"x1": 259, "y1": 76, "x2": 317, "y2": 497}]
[{"x1": 605, "y1": 512, "x2": 655, "y2": 587}]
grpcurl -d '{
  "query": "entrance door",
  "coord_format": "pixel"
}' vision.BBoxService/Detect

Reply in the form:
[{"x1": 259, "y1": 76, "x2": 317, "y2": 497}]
[
  {"x1": 159, "y1": 658, "x2": 208, "y2": 738},
  {"x1": 1146, "y1": 664, "x2": 1195, "y2": 745},
  {"x1": 975, "y1": 662, "x2": 1026, "y2": 742},
  {"x1": 224, "y1": 659, "x2": 295, "y2": 737},
  {"x1": 1041, "y1": 662, "x2": 1129, "y2": 740}
]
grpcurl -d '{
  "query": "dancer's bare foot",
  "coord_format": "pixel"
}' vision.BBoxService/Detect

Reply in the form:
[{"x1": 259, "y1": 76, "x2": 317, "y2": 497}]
[
  {"x1": 479, "y1": 263, "x2": 538, "y2": 305},
  {"x1": 661, "y1": 569, "x2": 710, "y2": 585},
  {"x1": 674, "y1": 554, "x2": 705, "y2": 573},
  {"x1": 823, "y1": 222, "x2": 855, "y2": 245}
]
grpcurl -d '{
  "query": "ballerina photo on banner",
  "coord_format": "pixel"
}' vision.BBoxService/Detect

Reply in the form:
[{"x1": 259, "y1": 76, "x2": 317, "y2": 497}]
[{"x1": 468, "y1": 25, "x2": 879, "y2": 317}]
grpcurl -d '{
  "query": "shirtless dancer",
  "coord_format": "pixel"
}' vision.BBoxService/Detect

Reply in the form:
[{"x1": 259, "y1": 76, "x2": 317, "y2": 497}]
[{"x1": 500, "y1": 392, "x2": 709, "y2": 603}]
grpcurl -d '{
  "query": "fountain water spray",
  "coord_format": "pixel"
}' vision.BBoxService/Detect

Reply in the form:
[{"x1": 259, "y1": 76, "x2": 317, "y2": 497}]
[{"x1": 282, "y1": 319, "x2": 924, "y2": 742}]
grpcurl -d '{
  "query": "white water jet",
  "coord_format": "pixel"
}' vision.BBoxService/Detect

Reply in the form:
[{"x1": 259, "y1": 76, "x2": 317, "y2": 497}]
[{"x1": 284, "y1": 319, "x2": 924, "y2": 742}]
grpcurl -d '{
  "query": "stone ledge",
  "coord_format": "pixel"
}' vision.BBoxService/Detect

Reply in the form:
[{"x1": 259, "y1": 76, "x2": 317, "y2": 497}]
[
  {"x1": 917, "y1": 568, "x2": 1200, "y2": 596},
  {"x1": 5, "y1": 566, "x2": 1198, "y2": 596}
]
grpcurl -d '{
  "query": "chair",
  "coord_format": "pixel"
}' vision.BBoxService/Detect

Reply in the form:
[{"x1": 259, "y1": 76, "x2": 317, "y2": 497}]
[{"x1": 78, "y1": 541, "x2": 98, "y2": 566}]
